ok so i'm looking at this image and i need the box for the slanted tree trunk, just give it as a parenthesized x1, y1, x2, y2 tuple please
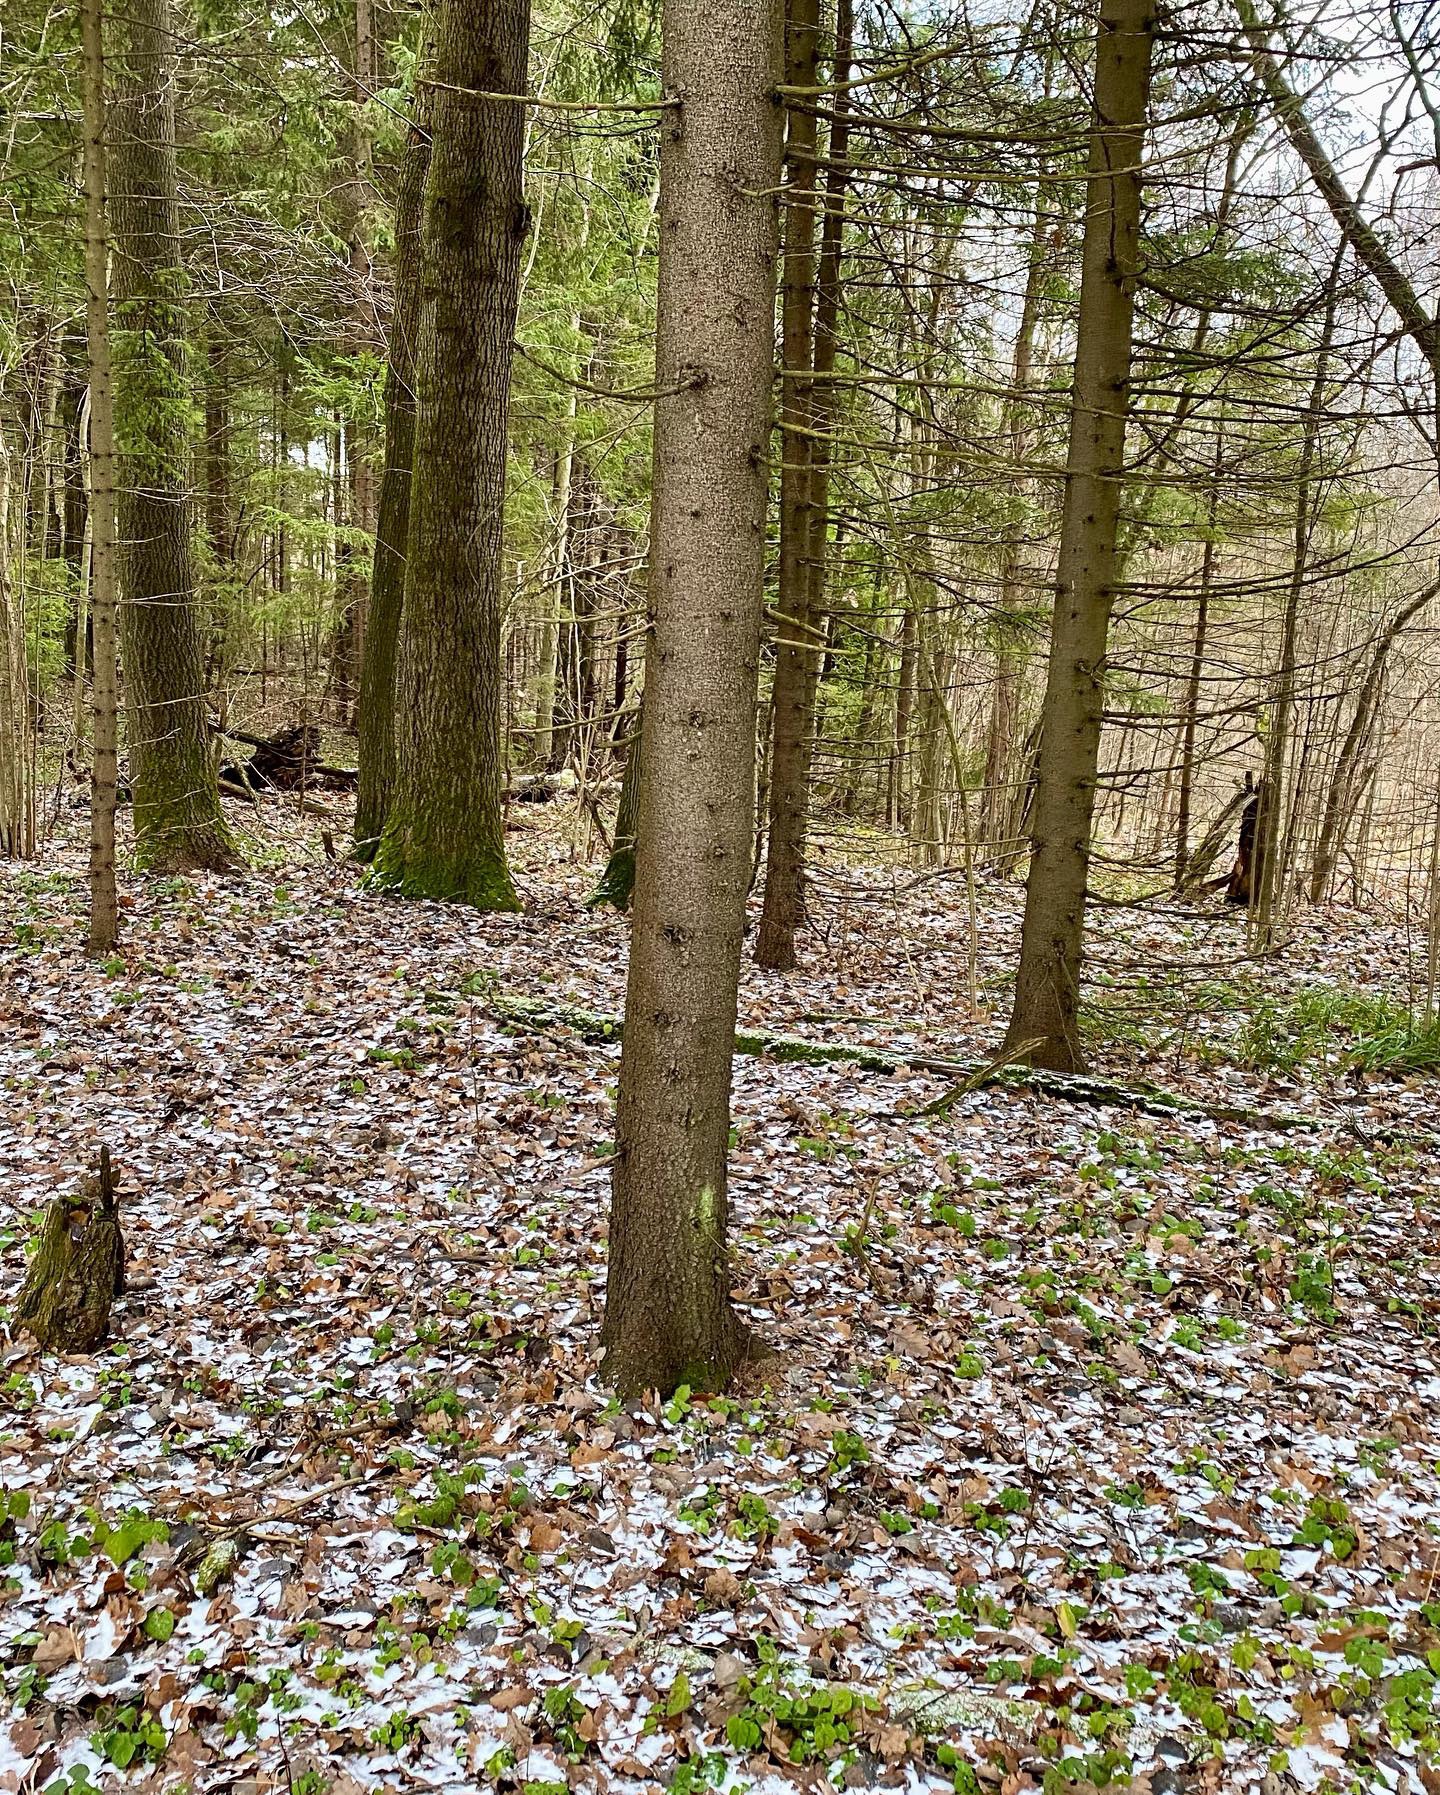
(1003, 0, 1154, 1072)
(372, 0, 527, 908)
(755, 0, 821, 971)
(81, 0, 120, 950)
(110, 0, 232, 873)
(355, 120, 428, 859)
(1310, 580, 1438, 901)
(601, 0, 783, 1398)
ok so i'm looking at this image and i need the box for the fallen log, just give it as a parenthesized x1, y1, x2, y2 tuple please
(486, 994, 1315, 1130)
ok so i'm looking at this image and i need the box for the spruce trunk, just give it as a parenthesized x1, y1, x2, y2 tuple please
(81, 0, 120, 950)
(755, 0, 821, 971)
(355, 122, 428, 859)
(601, 0, 783, 1397)
(1003, 0, 1154, 1072)
(372, 0, 528, 908)
(110, 0, 233, 873)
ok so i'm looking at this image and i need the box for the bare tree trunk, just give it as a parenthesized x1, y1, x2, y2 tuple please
(1174, 461, 1218, 887)
(888, 601, 915, 830)
(81, 0, 120, 950)
(110, 0, 233, 872)
(1252, 272, 1339, 945)
(601, 0, 783, 1398)
(755, 0, 821, 970)
(1310, 579, 1439, 901)
(372, 0, 528, 907)
(1004, 0, 1154, 1071)
(982, 180, 1048, 859)
(355, 121, 428, 858)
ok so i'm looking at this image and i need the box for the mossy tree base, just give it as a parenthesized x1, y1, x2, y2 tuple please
(371, 824, 521, 911)
(133, 811, 237, 876)
(15, 1147, 126, 1353)
(586, 845, 635, 912)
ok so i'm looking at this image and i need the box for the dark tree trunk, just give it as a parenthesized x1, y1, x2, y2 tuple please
(755, 0, 822, 971)
(1003, 0, 1154, 1071)
(355, 123, 429, 858)
(372, 0, 528, 907)
(110, 0, 233, 872)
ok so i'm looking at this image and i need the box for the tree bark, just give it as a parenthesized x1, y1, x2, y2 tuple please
(1310, 580, 1439, 901)
(755, 0, 822, 971)
(588, 697, 643, 911)
(110, 0, 233, 872)
(81, 0, 120, 949)
(1003, 0, 1154, 1072)
(1173, 478, 1216, 888)
(355, 122, 428, 859)
(372, 0, 528, 907)
(601, 0, 783, 1397)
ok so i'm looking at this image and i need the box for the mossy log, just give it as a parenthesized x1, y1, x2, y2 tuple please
(15, 1146, 126, 1352)
(488, 994, 1312, 1129)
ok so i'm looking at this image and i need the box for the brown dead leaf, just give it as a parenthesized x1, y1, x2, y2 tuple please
(32, 1625, 81, 1673)
(490, 1685, 532, 1712)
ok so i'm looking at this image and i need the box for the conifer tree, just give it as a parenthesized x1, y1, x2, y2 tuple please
(111, 0, 233, 872)
(601, 0, 784, 1396)
(371, 0, 528, 907)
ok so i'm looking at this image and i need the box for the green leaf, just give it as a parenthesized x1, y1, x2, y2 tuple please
(666, 1670, 691, 1716)
(144, 1608, 176, 1643)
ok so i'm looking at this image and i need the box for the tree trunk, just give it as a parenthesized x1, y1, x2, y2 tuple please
(1252, 271, 1338, 944)
(110, 0, 233, 873)
(601, 0, 783, 1397)
(981, 179, 1048, 861)
(1310, 580, 1438, 901)
(355, 122, 428, 859)
(588, 697, 643, 911)
(372, 0, 527, 908)
(81, 0, 120, 949)
(202, 324, 231, 686)
(1003, 0, 1154, 1072)
(755, 0, 821, 971)
(1174, 466, 1218, 887)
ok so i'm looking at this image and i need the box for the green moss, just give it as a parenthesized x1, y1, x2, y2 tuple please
(585, 845, 635, 912)
(370, 826, 521, 911)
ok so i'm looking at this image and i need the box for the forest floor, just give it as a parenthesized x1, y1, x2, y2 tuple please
(2, 794, 1439, 1795)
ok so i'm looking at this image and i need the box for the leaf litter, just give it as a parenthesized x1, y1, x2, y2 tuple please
(2, 803, 1439, 1795)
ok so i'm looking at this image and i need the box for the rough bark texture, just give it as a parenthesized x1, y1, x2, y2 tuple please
(355, 123, 428, 859)
(81, 0, 120, 950)
(15, 1146, 126, 1353)
(110, 0, 233, 873)
(1003, 0, 1154, 1072)
(600, 0, 783, 1397)
(587, 698, 643, 911)
(371, 0, 527, 908)
(755, 0, 821, 971)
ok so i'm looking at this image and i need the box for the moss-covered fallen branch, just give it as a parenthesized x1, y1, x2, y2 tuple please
(489, 994, 1314, 1130)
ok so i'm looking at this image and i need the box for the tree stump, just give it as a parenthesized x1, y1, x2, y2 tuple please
(14, 1146, 126, 1352)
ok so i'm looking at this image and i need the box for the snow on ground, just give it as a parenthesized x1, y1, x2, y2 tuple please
(2, 799, 1438, 1795)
